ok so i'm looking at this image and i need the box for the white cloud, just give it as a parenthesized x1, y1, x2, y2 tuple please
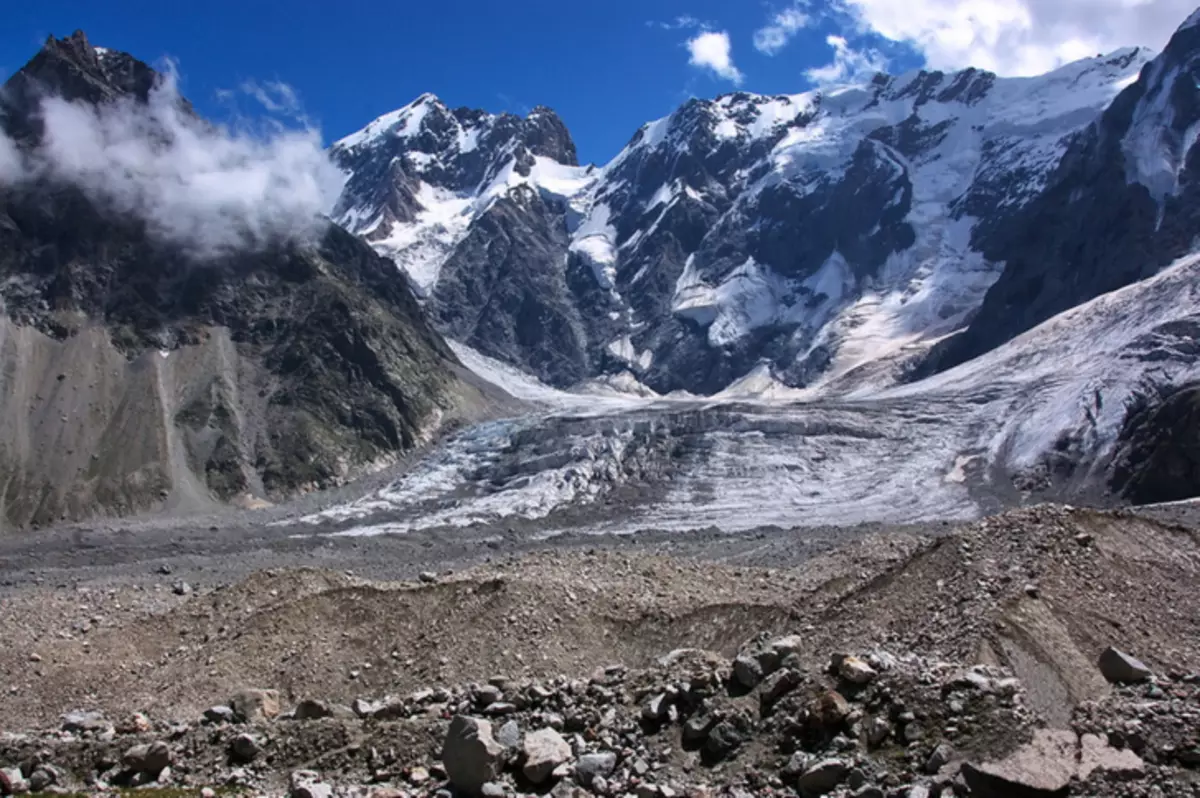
(651, 15, 704, 30)
(0, 131, 24, 182)
(240, 80, 302, 116)
(806, 34, 890, 85)
(837, 0, 1197, 76)
(754, 6, 812, 55)
(687, 31, 746, 85)
(5, 68, 344, 257)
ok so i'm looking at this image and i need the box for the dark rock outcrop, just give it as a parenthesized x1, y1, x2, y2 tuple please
(0, 33, 495, 530)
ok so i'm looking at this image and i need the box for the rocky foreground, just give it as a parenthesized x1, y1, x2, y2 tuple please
(1, 505, 1199, 796)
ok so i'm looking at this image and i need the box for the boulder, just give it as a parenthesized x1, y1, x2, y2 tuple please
(522, 727, 572, 784)
(761, 668, 803, 705)
(497, 720, 522, 749)
(230, 733, 261, 763)
(1077, 733, 1145, 781)
(575, 752, 617, 785)
(122, 741, 172, 776)
(229, 688, 281, 723)
(962, 729, 1077, 797)
(642, 693, 671, 721)
(705, 721, 745, 759)
(1097, 647, 1152, 684)
(203, 705, 235, 724)
(290, 770, 333, 798)
(733, 655, 764, 689)
(443, 715, 505, 795)
(809, 690, 851, 728)
(292, 699, 334, 720)
(0, 767, 28, 795)
(925, 742, 953, 774)
(838, 656, 877, 685)
(61, 709, 110, 734)
(797, 759, 849, 796)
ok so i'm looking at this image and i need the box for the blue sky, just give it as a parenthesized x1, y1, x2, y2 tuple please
(2, 0, 1193, 164)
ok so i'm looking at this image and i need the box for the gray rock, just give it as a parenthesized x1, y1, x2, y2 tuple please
(925, 742, 953, 773)
(797, 758, 849, 796)
(476, 684, 503, 707)
(1077, 733, 1145, 781)
(229, 688, 281, 723)
(25, 768, 54, 792)
(962, 729, 1077, 798)
(642, 693, 670, 722)
(0, 767, 28, 795)
(497, 720, 522, 748)
(705, 721, 745, 759)
(575, 752, 617, 785)
(292, 699, 334, 720)
(761, 668, 803, 704)
(480, 784, 505, 797)
(733, 655, 764, 689)
(683, 713, 717, 744)
(1098, 647, 1152, 684)
(522, 727, 572, 784)
(782, 752, 811, 778)
(443, 715, 505, 795)
(203, 705, 235, 724)
(230, 733, 261, 763)
(171, 581, 191, 596)
(122, 741, 172, 776)
(61, 709, 110, 734)
(289, 770, 333, 798)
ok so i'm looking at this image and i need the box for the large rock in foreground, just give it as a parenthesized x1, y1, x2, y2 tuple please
(443, 716, 505, 796)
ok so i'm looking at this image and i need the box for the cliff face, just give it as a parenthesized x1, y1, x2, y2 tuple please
(0, 32, 498, 530)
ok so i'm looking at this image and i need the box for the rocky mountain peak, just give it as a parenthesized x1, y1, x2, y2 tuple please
(1, 29, 160, 142)
(0, 38, 494, 529)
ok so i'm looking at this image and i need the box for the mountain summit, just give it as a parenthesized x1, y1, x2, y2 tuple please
(333, 48, 1153, 393)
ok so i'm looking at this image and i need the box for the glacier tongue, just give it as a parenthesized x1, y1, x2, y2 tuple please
(292, 249, 1200, 538)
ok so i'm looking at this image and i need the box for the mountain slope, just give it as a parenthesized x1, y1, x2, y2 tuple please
(334, 50, 1150, 393)
(921, 13, 1200, 376)
(0, 32, 501, 531)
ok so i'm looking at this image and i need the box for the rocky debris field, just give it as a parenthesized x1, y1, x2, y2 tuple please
(0, 637, 1197, 797)
(0, 504, 1198, 796)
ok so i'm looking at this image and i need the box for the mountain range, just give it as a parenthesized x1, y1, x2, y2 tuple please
(4, 9, 1200, 530)
(330, 35, 1181, 396)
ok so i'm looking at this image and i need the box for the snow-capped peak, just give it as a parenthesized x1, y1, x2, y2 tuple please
(333, 93, 450, 151)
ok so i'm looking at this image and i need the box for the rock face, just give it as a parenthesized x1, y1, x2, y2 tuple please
(1110, 382, 1200, 504)
(921, 17, 1200, 376)
(0, 32, 495, 531)
(333, 49, 1150, 394)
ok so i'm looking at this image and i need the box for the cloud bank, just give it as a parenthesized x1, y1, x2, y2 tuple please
(806, 34, 889, 85)
(0, 70, 343, 258)
(754, 6, 812, 55)
(687, 31, 745, 85)
(837, 0, 1195, 76)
